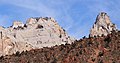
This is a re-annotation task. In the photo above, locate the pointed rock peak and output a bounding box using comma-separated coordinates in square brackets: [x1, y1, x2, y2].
[95, 12, 111, 25]
[12, 21, 24, 28]
[26, 18, 38, 25]
[90, 12, 117, 37]
[98, 12, 107, 17]
[26, 17, 57, 25]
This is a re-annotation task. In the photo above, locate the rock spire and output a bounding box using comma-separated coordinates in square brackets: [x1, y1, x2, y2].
[90, 12, 117, 37]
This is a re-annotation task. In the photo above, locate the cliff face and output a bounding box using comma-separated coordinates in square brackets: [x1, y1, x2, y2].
[0, 17, 75, 56]
[90, 12, 117, 37]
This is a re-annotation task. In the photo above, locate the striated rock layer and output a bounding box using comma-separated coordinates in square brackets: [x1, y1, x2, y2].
[90, 12, 117, 37]
[0, 17, 75, 56]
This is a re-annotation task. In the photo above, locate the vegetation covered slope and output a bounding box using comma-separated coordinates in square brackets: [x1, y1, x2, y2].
[0, 31, 120, 63]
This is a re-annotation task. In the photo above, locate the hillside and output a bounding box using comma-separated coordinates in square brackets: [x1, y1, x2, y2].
[0, 31, 119, 63]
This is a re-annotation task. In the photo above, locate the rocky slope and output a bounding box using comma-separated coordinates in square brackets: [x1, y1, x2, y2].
[0, 31, 119, 63]
[0, 17, 75, 56]
[90, 12, 117, 37]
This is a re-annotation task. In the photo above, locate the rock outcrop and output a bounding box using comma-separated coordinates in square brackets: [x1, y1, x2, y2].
[90, 12, 117, 37]
[0, 17, 75, 56]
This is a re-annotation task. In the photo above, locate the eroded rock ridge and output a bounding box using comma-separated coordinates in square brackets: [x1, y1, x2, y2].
[0, 17, 75, 56]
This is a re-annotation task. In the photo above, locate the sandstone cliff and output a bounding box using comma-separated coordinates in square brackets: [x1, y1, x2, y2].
[90, 12, 117, 37]
[0, 17, 75, 56]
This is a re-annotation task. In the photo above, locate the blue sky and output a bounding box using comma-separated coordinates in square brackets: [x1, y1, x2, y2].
[0, 0, 120, 39]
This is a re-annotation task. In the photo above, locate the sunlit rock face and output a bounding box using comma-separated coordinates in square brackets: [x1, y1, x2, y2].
[90, 12, 117, 37]
[0, 17, 75, 56]
[12, 21, 24, 28]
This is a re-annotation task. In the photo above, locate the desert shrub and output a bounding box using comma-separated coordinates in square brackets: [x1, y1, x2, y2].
[59, 35, 62, 38]
[51, 58, 57, 63]
[79, 44, 83, 48]
[101, 34, 104, 37]
[83, 36, 86, 39]
[98, 51, 104, 57]
[0, 56, 3, 59]
[15, 51, 20, 56]
[87, 41, 93, 47]
[94, 35, 97, 38]
[24, 24, 27, 28]
[79, 50, 82, 55]
[104, 37, 111, 42]
[98, 59, 103, 63]
[72, 43, 76, 48]
[112, 61, 116, 63]
[43, 17, 49, 20]
[18, 26, 24, 29]
[92, 58, 95, 62]
[104, 37, 111, 48]
[13, 34, 16, 38]
[63, 28, 66, 32]
[36, 17, 40, 21]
